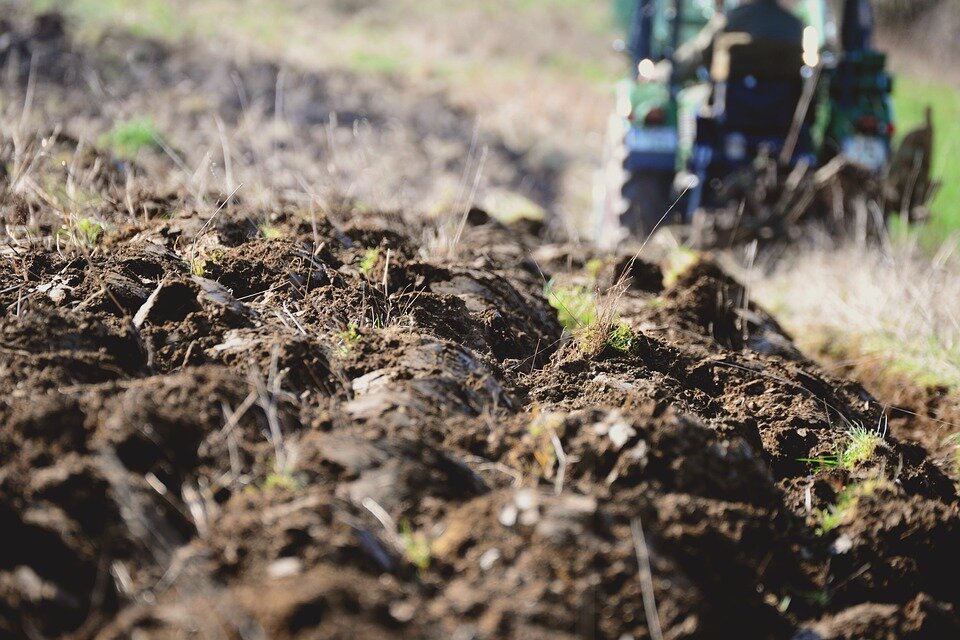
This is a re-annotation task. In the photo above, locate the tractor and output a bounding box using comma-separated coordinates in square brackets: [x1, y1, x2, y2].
[595, 0, 935, 247]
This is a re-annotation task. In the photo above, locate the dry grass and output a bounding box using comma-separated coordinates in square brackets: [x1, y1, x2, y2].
[18, 0, 620, 226]
[754, 239, 960, 389]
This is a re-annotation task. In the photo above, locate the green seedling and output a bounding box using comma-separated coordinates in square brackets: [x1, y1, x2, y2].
[799, 425, 884, 471]
[585, 258, 605, 280]
[334, 323, 362, 357]
[545, 281, 597, 332]
[815, 478, 886, 535]
[607, 322, 641, 354]
[191, 249, 226, 276]
[359, 247, 380, 276]
[400, 520, 431, 571]
[260, 225, 283, 239]
[662, 246, 699, 287]
[262, 471, 303, 492]
[99, 118, 164, 157]
[816, 487, 857, 534]
[59, 217, 104, 249]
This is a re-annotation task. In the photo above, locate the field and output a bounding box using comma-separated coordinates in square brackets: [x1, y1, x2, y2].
[2, 2, 960, 639]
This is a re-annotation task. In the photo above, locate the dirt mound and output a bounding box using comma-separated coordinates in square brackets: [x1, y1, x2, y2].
[3, 130, 959, 638]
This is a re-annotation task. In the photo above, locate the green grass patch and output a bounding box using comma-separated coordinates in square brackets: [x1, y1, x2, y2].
[400, 520, 432, 571]
[606, 321, 642, 354]
[892, 77, 960, 239]
[348, 51, 404, 76]
[359, 247, 381, 276]
[862, 332, 960, 390]
[260, 225, 283, 240]
[545, 281, 597, 332]
[33, 0, 187, 40]
[334, 323, 362, 357]
[58, 217, 104, 249]
[262, 471, 303, 492]
[799, 425, 884, 471]
[99, 118, 164, 158]
[815, 478, 888, 535]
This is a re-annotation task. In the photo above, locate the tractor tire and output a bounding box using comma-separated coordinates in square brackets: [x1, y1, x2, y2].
[593, 113, 630, 249]
[621, 171, 674, 239]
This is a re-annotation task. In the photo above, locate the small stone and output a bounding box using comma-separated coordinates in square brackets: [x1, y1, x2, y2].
[608, 422, 637, 450]
[267, 557, 303, 579]
[514, 489, 537, 512]
[479, 548, 501, 571]
[47, 286, 67, 304]
[831, 534, 853, 555]
[519, 508, 540, 526]
[499, 504, 518, 527]
[389, 600, 417, 623]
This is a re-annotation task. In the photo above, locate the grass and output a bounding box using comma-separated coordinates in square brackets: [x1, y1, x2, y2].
[816, 485, 859, 534]
[755, 244, 960, 393]
[545, 281, 598, 332]
[359, 248, 381, 277]
[399, 520, 431, 572]
[262, 471, 302, 492]
[32, 0, 186, 39]
[892, 77, 960, 239]
[815, 477, 889, 535]
[799, 425, 884, 471]
[260, 225, 283, 240]
[98, 118, 165, 158]
[606, 322, 641, 354]
[58, 217, 104, 249]
[334, 323, 361, 357]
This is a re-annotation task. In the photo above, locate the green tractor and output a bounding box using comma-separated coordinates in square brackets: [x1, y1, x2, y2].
[595, 0, 934, 247]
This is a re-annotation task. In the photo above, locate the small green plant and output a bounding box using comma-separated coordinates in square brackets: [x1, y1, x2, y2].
[359, 247, 380, 276]
[59, 217, 104, 249]
[545, 281, 597, 332]
[816, 487, 857, 534]
[99, 118, 164, 157]
[585, 258, 605, 280]
[262, 471, 302, 492]
[799, 425, 884, 471]
[191, 249, 225, 277]
[663, 246, 699, 287]
[400, 520, 431, 571]
[814, 478, 886, 535]
[607, 322, 641, 354]
[334, 323, 362, 357]
[260, 225, 283, 239]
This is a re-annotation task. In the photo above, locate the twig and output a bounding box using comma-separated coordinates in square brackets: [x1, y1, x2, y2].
[630, 517, 664, 640]
[189, 183, 243, 268]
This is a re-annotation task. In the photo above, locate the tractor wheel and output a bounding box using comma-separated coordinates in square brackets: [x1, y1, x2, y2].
[621, 171, 674, 239]
[593, 113, 630, 249]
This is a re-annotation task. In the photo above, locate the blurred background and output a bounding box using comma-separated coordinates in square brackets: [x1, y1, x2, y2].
[1, 0, 955, 235]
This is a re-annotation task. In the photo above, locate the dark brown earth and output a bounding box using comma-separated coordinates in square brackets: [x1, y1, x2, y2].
[2, 9, 960, 640]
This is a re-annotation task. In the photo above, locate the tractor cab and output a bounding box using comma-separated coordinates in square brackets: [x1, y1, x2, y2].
[682, 0, 830, 215]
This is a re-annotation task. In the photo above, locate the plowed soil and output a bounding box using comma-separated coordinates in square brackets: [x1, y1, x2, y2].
[2, 9, 959, 640]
